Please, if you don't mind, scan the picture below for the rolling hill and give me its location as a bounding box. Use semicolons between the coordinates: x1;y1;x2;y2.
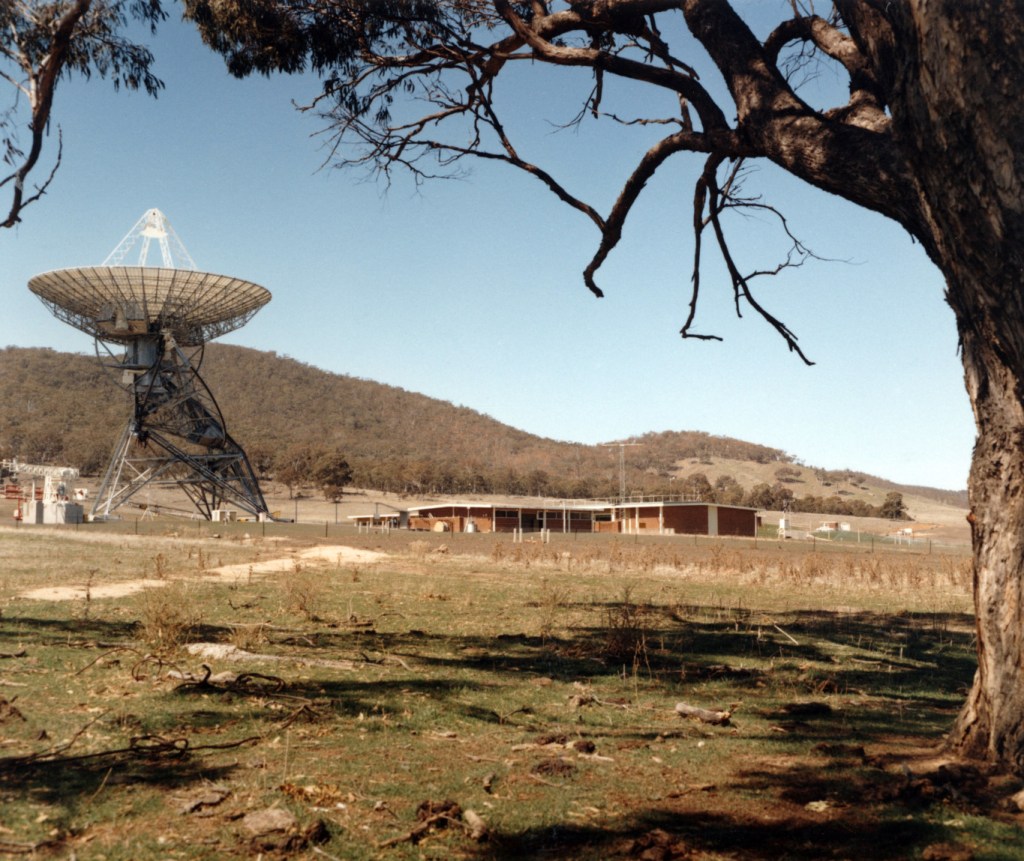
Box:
0;344;967;513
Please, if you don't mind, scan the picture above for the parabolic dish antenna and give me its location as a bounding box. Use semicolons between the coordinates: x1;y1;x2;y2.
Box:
28;208;274;522
29;266;270;346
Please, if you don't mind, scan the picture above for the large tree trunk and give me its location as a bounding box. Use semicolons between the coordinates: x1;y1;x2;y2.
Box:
848;2;1024;772
948;325;1024;771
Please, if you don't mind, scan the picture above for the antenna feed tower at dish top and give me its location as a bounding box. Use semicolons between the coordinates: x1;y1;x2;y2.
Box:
104;207;198;269
28;208;274;522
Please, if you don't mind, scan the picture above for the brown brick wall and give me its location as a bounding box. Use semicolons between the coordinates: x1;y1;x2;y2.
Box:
717;506;756;537
662;506;710;535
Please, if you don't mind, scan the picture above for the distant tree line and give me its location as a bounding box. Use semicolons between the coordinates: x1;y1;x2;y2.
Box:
743;481;910;520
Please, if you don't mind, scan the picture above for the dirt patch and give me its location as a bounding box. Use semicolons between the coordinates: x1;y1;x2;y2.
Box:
207;544;388;580
19;579;168;601
17;545;389;602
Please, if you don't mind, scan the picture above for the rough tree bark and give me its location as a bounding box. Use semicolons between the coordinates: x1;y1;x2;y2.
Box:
845;1;1024;771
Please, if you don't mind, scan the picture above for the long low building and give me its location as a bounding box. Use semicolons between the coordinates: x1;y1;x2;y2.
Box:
352;500;758;537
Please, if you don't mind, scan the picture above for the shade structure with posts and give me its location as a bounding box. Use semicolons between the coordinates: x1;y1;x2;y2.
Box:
28;209;274;522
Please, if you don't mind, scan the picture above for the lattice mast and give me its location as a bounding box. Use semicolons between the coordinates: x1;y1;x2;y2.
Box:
103;208;198;269
29;209;272;521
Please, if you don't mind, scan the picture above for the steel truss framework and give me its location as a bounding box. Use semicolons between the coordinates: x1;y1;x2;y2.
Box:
92;335;269;520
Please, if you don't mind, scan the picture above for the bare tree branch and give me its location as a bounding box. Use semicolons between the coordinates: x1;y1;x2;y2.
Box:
584;127;749;298
703;160;815;364
185;0;922;360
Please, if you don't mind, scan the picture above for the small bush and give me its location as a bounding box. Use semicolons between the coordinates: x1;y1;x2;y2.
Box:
602;585;651;673
136;583;201;649
284;563;330;621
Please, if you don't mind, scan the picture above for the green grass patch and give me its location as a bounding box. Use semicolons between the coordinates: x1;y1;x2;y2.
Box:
1;525;1017;860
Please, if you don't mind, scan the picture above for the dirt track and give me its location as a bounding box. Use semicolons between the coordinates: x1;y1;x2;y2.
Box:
17;543;388;601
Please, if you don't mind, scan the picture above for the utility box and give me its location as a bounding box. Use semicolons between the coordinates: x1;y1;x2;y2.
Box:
211;509;237;523
43;502;84;524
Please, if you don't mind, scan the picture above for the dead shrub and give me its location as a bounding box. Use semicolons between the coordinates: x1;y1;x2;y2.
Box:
602;585;651;673
535;577;573;642
153;553;168;579
285;564;329;622
231;622;269;651
137;583;201;649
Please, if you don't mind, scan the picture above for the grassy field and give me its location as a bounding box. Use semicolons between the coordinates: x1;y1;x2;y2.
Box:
1;523;1021;860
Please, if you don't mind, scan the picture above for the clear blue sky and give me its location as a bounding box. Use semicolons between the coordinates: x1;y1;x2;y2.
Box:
2;4;973;490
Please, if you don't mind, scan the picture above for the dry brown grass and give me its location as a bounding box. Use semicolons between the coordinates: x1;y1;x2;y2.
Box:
0;523;996;861
135;581;202;649
482;535;970;606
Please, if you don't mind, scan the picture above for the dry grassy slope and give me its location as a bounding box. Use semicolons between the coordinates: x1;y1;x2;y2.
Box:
668;457;969;542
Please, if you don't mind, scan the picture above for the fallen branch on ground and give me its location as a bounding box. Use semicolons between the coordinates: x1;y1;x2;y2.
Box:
675;702;732;725
0;726;260;771
75;646;147;675
379;799;488;847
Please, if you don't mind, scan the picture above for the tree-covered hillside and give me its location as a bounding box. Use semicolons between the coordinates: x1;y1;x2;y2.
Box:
0;345;966;512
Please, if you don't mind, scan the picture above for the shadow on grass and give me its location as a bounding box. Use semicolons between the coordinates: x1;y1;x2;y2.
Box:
0;613;143;646
470;806;950;861
0;600;981;858
0;749;243;846
467;743;1024;860
0;613;233;648
123;608;974;765
1;754;240;793
1;603;976;724
340;604;976;698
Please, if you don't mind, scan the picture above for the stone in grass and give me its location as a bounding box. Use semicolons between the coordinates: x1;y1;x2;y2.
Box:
242;807;329;852
179;785;230;815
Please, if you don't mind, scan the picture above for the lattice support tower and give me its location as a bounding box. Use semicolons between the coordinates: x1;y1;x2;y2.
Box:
29;209;272;521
